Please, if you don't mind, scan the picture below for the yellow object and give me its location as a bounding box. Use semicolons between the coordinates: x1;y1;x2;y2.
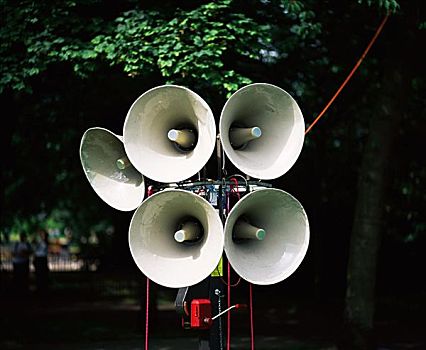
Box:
211;256;223;277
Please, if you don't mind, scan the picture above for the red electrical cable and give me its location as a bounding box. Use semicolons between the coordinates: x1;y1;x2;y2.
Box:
249;283;254;350
145;277;150;350
304;13;389;135
229;177;241;200
219;269;242;287
227;261;231;350
144;188;156;350
226;177;242;350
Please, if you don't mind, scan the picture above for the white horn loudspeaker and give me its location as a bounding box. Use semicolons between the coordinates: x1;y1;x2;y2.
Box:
123;85;217;183
219;83;305;180
224;188;309;285
79;127;145;211
128;189;224;288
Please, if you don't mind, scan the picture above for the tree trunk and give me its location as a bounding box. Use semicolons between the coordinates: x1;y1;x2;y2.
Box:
338;5;423;348
340;67;407;350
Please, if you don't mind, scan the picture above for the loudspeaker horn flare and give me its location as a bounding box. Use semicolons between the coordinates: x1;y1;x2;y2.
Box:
224;188;309;285
123;85;216;183
128;189;224;288
219;83;305;180
79;127;145;212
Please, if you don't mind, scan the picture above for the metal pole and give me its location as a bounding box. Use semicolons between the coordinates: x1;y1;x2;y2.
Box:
215;289;225;350
200;134;226;350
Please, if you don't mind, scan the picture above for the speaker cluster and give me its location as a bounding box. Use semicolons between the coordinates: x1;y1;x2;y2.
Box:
79;83;309;288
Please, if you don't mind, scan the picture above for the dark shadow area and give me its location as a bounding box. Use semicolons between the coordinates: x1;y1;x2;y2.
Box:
0;263;424;350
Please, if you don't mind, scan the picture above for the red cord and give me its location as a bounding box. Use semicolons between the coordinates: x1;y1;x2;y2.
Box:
249;283;254;350
229;177;241;200
219;272;242;287
145;277;150;350
144;187;156;350
227;261;231;350
305;14;389;135
226;177;242;350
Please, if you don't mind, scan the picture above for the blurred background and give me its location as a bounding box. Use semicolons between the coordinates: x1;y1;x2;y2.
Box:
1;1;425;349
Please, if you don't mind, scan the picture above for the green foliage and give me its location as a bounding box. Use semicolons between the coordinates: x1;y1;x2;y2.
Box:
279;1;322;40
90;1;266;96
0;0;326;97
0;0;271;97
0;0;106;93
357;0;400;13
